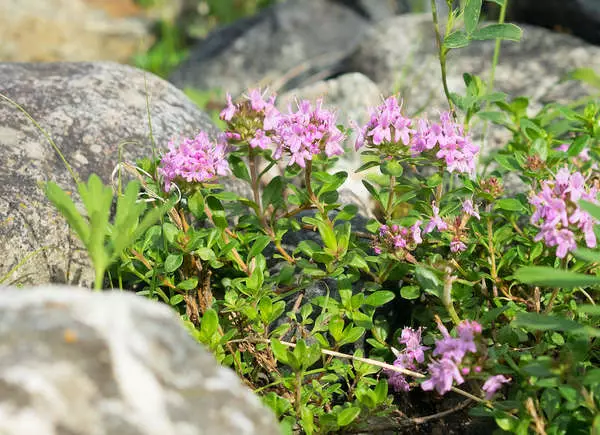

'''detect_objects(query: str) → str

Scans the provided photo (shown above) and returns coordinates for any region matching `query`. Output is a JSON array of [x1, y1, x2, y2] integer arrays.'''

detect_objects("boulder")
[[168, 0, 369, 97], [490, 0, 600, 46], [0, 0, 165, 62], [349, 13, 600, 115], [0, 285, 280, 435], [0, 62, 216, 287]]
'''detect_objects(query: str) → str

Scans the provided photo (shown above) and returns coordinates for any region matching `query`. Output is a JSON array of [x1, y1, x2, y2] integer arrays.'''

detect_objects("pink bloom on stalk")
[[399, 327, 429, 364], [356, 96, 414, 149], [529, 167, 599, 258], [159, 132, 231, 192], [387, 353, 412, 392], [374, 221, 423, 256], [220, 93, 237, 121], [433, 320, 480, 364], [450, 239, 467, 253], [482, 375, 511, 400], [424, 204, 448, 233], [249, 129, 271, 150], [462, 199, 480, 220], [272, 98, 345, 167], [421, 358, 464, 395]]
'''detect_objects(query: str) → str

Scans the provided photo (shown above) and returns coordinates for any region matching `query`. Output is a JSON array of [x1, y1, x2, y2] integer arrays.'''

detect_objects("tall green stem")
[[479, 0, 508, 168], [431, 0, 456, 115]]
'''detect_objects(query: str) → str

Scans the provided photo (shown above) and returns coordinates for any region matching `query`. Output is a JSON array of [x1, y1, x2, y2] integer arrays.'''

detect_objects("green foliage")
[[37, 1, 600, 433]]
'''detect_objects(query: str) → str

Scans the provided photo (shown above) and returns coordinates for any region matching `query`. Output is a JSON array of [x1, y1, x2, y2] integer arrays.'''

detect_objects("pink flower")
[[220, 88, 280, 155], [424, 204, 448, 233], [399, 327, 429, 364], [272, 98, 345, 168], [220, 93, 237, 121], [374, 221, 423, 257], [355, 96, 414, 150], [462, 199, 480, 220], [450, 239, 467, 253], [421, 358, 464, 395], [529, 167, 599, 258], [159, 132, 231, 192], [433, 320, 480, 364], [482, 375, 511, 400]]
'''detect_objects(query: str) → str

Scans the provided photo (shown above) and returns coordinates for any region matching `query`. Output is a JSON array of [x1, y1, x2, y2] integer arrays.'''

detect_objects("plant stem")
[[479, 0, 508, 169], [386, 175, 396, 219], [430, 0, 455, 115], [442, 272, 461, 325], [248, 148, 263, 216]]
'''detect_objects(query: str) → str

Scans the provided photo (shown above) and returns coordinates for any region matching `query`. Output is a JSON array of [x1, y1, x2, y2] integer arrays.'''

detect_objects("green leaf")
[[580, 200, 600, 221], [364, 291, 395, 307], [400, 285, 421, 300], [485, 0, 505, 6], [495, 198, 525, 212], [337, 407, 360, 427], [464, 0, 482, 35], [381, 160, 403, 177], [228, 154, 250, 182], [362, 180, 380, 203], [317, 221, 337, 253], [164, 253, 183, 273], [270, 338, 290, 365], [513, 312, 600, 337], [200, 308, 219, 335], [339, 327, 365, 346], [169, 294, 184, 306], [262, 176, 285, 209], [248, 235, 271, 259], [563, 68, 600, 90], [471, 23, 522, 42], [515, 266, 600, 288], [206, 196, 228, 229], [444, 30, 470, 49], [329, 317, 344, 342], [44, 181, 90, 244], [188, 191, 205, 219], [177, 277, 198, 290]]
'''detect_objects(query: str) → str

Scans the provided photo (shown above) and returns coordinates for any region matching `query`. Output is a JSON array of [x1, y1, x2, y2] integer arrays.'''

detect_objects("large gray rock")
[[0, 62, 216, 287], [168, 0, 369, 96], [349, 13, 600, 116], [490, 0, 600, 46], [0, 285, 280, 435]]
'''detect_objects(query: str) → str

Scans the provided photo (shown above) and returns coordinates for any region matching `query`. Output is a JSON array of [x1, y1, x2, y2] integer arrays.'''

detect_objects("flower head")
[[272, 99, 345, 167], [219, 88, 281, 152], [399, 327, 429, 364], [482, 374, 511, 400], [421, 357, 464, 395], [374, 221, 423, 258], [159, 132, 231, 192], [529, 167, 599, 258], [424, 203, 448, 234]]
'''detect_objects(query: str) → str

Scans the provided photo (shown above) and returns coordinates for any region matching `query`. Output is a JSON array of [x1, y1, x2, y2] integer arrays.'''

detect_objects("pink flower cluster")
[[159, 132, 231, 192], [387, 327, 429, 392], [355, 96, 479, 176], [220, 89, 280, 150], [272, 99, 345, 168], [421, 320, 482, 395], [387, 320, 510, 399], [529, 167, 599, 258], [220, 89, 345, 168], [374, 222, 422, 257]]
